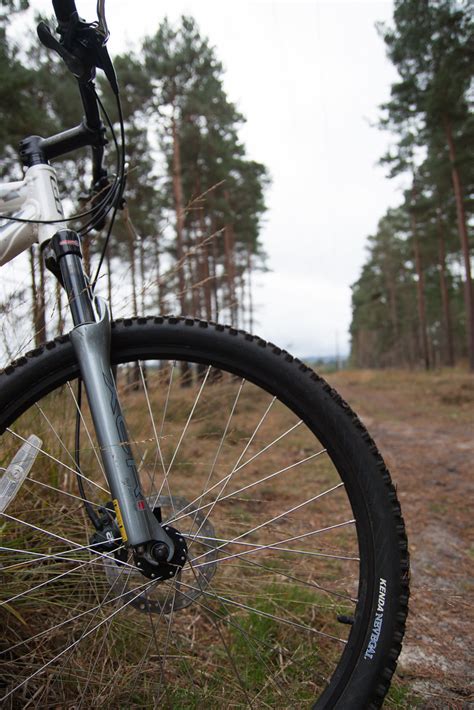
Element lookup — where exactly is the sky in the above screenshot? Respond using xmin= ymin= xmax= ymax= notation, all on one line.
xmin=29 ymin=0 xmax=403 ymax=358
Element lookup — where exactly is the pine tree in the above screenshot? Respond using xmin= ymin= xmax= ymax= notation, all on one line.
xmin=378 ymin=0 xmax=474 ymax=369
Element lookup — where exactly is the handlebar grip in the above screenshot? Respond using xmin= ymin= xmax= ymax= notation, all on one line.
xmin=52 ymin=0 xmax=78 ymax=22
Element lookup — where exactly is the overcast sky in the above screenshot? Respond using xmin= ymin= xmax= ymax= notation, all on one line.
xmin=31 ymin=0 xmax=402 ymax=357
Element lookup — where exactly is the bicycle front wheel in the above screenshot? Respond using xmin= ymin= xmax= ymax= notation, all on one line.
xmin=0 ymin=317 xmax=408 ymax=708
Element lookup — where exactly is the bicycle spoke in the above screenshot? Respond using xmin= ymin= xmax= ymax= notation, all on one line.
xmin=189 ymin=535 xmax=357 ymax=603
xmin=76 ymin=562 xmax=141 ymax=704
xmin=189 ymin=558 xmax=294 ymax=704
xmin=0 ymin=537 xmax=123 ymax=571
xmin=153 ymin=585 xmax=179 ymax=694
xmin=54 ymin=553 xmax=140 ymax=679
xmin=183 ymin=533 xmax=357 ymax=606
xmin=126 ymin=580 xmax=179 ymax=703
xmin=160 ymin=361 xmax=175 ymax=442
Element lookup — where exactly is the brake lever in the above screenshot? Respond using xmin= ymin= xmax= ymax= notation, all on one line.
xmin=38 ymin=19 xmax=118 ymax=95
xmin=37 ymin=21 xmax=85 ymax=78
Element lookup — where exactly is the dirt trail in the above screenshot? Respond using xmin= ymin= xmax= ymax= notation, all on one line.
xmin=328 ymin=370 xmax=474 ymax=709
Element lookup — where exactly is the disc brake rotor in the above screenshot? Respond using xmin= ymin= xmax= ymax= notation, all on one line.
xmin=102 ymin=495 xmax=218 ymax=614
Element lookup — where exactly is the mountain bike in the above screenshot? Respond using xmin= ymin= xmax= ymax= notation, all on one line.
xmin=0 ymin=1 xmax=409 ymax=707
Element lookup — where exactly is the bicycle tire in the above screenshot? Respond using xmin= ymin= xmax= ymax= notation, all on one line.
xmin=0 ymin=316 xmax=409 ymax=709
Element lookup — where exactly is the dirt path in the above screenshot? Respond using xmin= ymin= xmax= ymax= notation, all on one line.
xmin=328 ymin=370 xmax=474 ymax=709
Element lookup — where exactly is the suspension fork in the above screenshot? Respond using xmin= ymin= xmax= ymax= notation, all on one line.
xmin=47 ymin=229 xmax=175 ymax=557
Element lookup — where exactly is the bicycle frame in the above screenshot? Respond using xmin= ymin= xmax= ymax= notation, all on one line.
xmin=0 ymin=163 xmax=175 ymax=556
xmin=0 ymin=164 xmax=65 ymax=265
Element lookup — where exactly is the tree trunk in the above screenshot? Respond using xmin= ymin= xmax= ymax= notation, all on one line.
xmin=443 ymin=115 xmax=474 ymax=371
xmin=122 ymin=205 xmax=138 ymax=318
xmin=138 ymin=235 xmax=148 ymax=385
xmin=30 ymin=248 xmax=47 ymax=347
xmin=138 ymin=236 xmax=146 ymax=313
xmin=224 ymin=225 xmax=237 ymax=324
xmin=29 ymin=247 xmax=38 ymax=343
xmin=171 ymin=112 xmax=187 ymax=316
xmin=437 ymin=211 xmax=455 ymax=367
xmin=82 ymin=238 xmax=91 ymax=279
xmin=198 ymin=205 xmax=212 ymax=321
xmin=211 ymin=225 xmax=220 ymax=322
xmin=386 ymin=276 xmax=400 ymax=366
xmin=105 ymin=246 xmax=113 ymax=318
xmin=223 ymin=190 xmax=237 ymax=326
xmin=171 ymin=111 xmax=191 ymax=385
xmin=56 ymin=280 xmax=64 ymax=335
xmin=239 ymin=262 xmax=246 ymax=329
xmin=122 ymin=206 xmax=140 ymax=390
xmin=202 ymin=239 xmax=212 ymax=321
xmin=189 ymin=236 xmax=199 ymax=316
xmin=247 ymin=246 xmax=254 ymax=333
xmin=411 ymin=210 xmax=430 ymax=370
xmin=153 ymin=237 xmax=164 ymax=314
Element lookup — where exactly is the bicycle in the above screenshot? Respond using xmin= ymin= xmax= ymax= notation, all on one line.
xmin=0 ymin=1 xmax=409 ymax=707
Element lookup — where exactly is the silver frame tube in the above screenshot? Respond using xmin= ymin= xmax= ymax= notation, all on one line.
xmin=0 ymin=164 xmax=66 ymax=264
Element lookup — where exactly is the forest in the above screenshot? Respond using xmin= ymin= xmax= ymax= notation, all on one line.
xmin=0 ymin=1 xmax=268 ymax=357
xmin=1 ymin=1 xmax=472 ymax=372
xmin=350 ymin=0 xmax=473 ymax=371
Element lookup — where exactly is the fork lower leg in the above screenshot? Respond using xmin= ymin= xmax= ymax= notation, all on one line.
xmin=47 ymin=229 xmax=175 ymax=555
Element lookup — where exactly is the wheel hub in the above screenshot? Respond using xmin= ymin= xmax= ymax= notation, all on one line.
xmin=133 ymin=524 xmax=188 ymax=581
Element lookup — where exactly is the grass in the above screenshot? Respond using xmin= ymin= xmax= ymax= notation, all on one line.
xmin=329 ymin=367 xmax=474 ymax=424
xmin=385 ymin=681 xmax=422 ymax=708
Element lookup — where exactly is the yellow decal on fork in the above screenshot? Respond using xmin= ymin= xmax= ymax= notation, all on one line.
xmin=113 ymin=498 xmax=128 ymax=542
